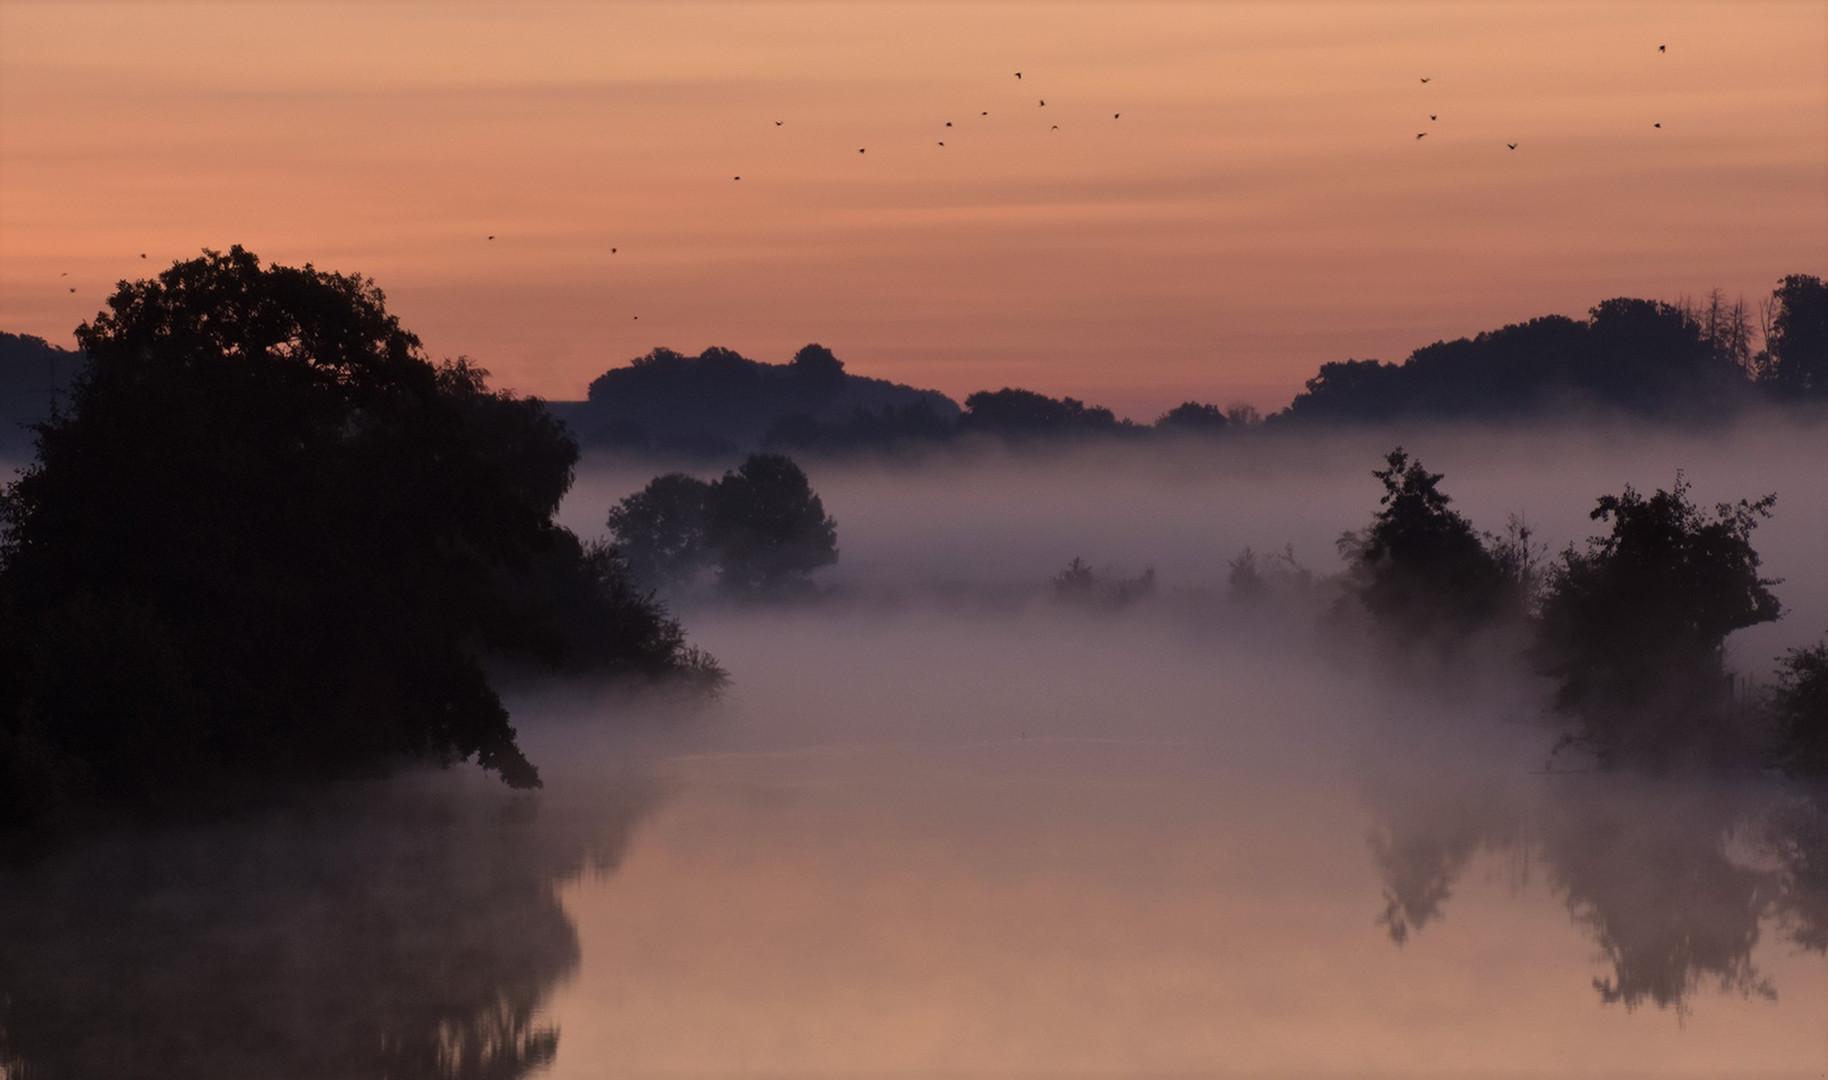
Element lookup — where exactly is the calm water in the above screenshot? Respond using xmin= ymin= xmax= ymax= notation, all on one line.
xmin=4 ymin=423 xmax=1826 ymax=1077
xmin=5 ymin=603 xmax=1824 ymax=1079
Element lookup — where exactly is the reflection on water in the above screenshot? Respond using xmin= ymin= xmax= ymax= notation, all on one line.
xmin=3 ymin=605 xmax=1827 ymax=1076
xmin=0 ymin=770 xmax=659 ymax=1080
xmin=1368 ymin=771 xmax=1828 ymax=1014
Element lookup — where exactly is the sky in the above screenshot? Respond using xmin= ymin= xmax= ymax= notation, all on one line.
xmin=1 ymin=1 xmax=1824 ymax=418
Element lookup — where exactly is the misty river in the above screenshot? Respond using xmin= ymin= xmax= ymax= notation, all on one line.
xmin=3 ymin=419 xmax=1825 ymax=1078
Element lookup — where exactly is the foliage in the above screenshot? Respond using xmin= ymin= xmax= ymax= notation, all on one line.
xmin=1771 ymin=639 xmax=1828 ymax=776
xmin=1050 ymin=557 xmax=1156 ymax=609
xmin=1535 ymin=478 xmax=1781 ymax=767
xmin=1757 ymin=274 xmax=1828 ymax=400
xmin=1153 ymin=401 xmax=1229 ymax=434
xmin=960 ymin=387 xmax=1130 ymax=438
xmin=605 ymin=473 xmax=714 ymax=589
xmin=607 ymin=453 xmax=838 ymax=597
xmin=0 ymin=247 xmax=713 ymax=832
xmin=705 ymin=454 xmax=839 ymax=595
xmin=1341 ymin=448 xmax=1514 ymax=645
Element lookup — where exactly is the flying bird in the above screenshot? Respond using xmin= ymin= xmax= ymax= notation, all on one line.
xmin=1654 ymin=123 xmax=1661 ymax=128
xmin=1039 ymin=99 xmax=1046 ymax=106
xmin=981 ymin=111 xmax=989 ymax=116
xmin=938 ymin=141 xmax=945 ymax=146
xmin=1507 ymin=142 xmax=1518 ymax=149
xmin=140 ymin=253 xmax=147 ymax=258
xmin=858 ymin=147 xmax=866 ymax=153
xmin=68 ymin=288 xmax=75 ymax=293
xmin=945 ymin=121 xmax=952 ymax=127
xmin=1015 ymin=72 xmax=1022 ymax=79
xmin=774 ymin=120 xmax=783 ymax=126
xmin=1114 ymin=113 xmax=1120 ymax=119
xmin=1416 ymin=132 xmax=1426 ymax=139
xmin=611 ymin=247 xmax=618 ymax=253
xmin=487 ymin=235 xmax=494 ymax=240
xmin=1429 ymin=114 xmax=1437 ymax=120
xmin=1420 ymin=77 xmax=1431 ymax=83
xmin=1051 ymin=124 xmax=1059 ymax=131
xmin=59 ymin=272 xmax=67 ymax=276
xmin=1658 ymin=44 xmax=1666 ymax=52
xmin=734 ymin=175 xmax=741 ymax=180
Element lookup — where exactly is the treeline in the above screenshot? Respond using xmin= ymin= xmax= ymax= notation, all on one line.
xmin=546 ymin=274 xmax=1825 ymax=458
xmin=0 ymin=248 xmax=721 ymax=842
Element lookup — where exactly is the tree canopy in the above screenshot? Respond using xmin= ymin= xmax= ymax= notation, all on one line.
xmin=0 ymin=247 xmax=712 ymax=833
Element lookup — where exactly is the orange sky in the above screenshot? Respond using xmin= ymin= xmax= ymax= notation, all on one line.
xmin=2 ymin=1 xmax=1824 ymax=418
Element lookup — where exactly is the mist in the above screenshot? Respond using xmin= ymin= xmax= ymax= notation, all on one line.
xmin=4 ymin=413 xmax=1825 ymax=1078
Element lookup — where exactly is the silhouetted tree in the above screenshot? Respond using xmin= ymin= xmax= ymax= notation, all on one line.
xmin=790 ymin=342 xmax=846 ymax=390
xmin=704 ymin=454 xmax=838 ymax=596
xmin=1757 ymin=274 xmax=1828 ymax=400
xmin=1341 ymin=448 xmax=1512 ymax=645
xmin=0 ymin=247 xmax=712 ymax=831
xmin=1771 ymin=639 xmax=1828 ymax=776
xmin=1153 ymin=401 xmax=1228 ymax=434
xmin=1535 ymin=479 xmax=1781 ymax=767
xmin=606 ymin=473 xmax=715 ymax=590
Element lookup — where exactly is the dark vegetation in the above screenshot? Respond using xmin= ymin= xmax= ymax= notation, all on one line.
xmin=1327 ymin=447 xmax=1820 ymax=775
xmin=608 ymin=453 xmax=838 ymax=597
xmin=520 ymin=274 xmax=1826 ymax=459
xmin=0 ymin=248 xmax=719 ymax=839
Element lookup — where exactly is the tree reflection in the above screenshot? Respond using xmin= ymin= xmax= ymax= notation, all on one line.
xmin=1365 ymin=770 xmax=1828 ymax=1014
xmin=0 ymin=769 xmax=659 ymax=1080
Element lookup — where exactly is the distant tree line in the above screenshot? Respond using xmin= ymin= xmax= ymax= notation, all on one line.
xmin=533 ymin=273 xmax=1825 ymax=459
xmin=0 ymin=248 xmax=721 ymax=842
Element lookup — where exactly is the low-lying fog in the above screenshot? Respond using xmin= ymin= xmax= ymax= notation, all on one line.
xmin=3 ymin=415 xmax=1825 ymax=1078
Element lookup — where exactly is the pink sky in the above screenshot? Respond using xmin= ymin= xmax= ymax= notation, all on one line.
xmin=2 ymin=2 xmax=1823 ymax=419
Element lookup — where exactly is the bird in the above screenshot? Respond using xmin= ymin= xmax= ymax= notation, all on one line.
xmin=633 ymin=315 xmax=639 ymax=320
xmin=1653 ymin=123 xmax=1661 ymax=129
xmin=1114 ymin=113 xmax=1120 ymax=119
xmin=1039 ymin=99 xmax=1046 ymax=106
xmin=858 ymin=147 xmax=866 ymax=153
xmin=139 ymin=253 xmax=146 ymax=259
xmin=774 ymin=120 xmax=783 ymax=126
xmin=1420 ymin=77 xmax=1431 ymax=83
xmin=981 ymin=111 xmax=989 ymax=116
xmin=1416 ymin=132 xmax=1426 ymax=139
xmin=611 ymin=247 xmax=618 ymax=254
xmin=68 ymin=288 xmax=75 ymax=293
xmin=734 ymin=175 xmax=741 ymax=180
xmin=1658 ymin=44 xmax=1666 ymax=52
xmin=1507 ymin=142 xmax=1518 ymax=150
xmin=1051 ymin=124 xmax=1059 ymax=131
xmin=487 ymin=235 xmax=494 ymax=240
xmin=1015 ymin=72 xmax=1022 ymax=79
xmin=945 ymin=121 xmax=952 ymax=127
xmin=938 ymin=141 xmax=945 ymax=146
xmin=1429 ymin=114 xmax=1437 ymax=120
xmin=59 ymin=272 xmax=67 ymax=276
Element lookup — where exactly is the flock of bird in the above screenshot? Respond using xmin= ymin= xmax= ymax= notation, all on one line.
xmin=46 ymin=45 xmax=1675 ymax=318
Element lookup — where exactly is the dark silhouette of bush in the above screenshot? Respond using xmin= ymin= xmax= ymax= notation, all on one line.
xmin=1771 ymin=639 xmax=1828 ymax=776
xmin=761 ymin=400 xmax=954 ymax=454
xmin=1049 ymin=557 xmax=1155 ymax=608
xmin=1757 ymin=274 xmax=1827 ymax=400
xmin=1535 ymin=479 xmax=1781 ymax=768
xmin=0 ymin=247 xmax=713 ymax=832
xmin=1340 ymin=448 xmax=1515 ymax=646
xmin=705 ymin=454 xmax=838 ymax=596
xmin=0 ymin=332 xmax=82 ymax=456
xmin=1153 ymin=401 xmax=1229 ymax=434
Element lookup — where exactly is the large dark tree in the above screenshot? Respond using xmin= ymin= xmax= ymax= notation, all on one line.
xmin=1535 ymin=479 xmax=1781 ymax=767
xmin=605 ymin=473 xmax=714 ymax=590
xmin=0 ymin=247 xmax=706 ymax=829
